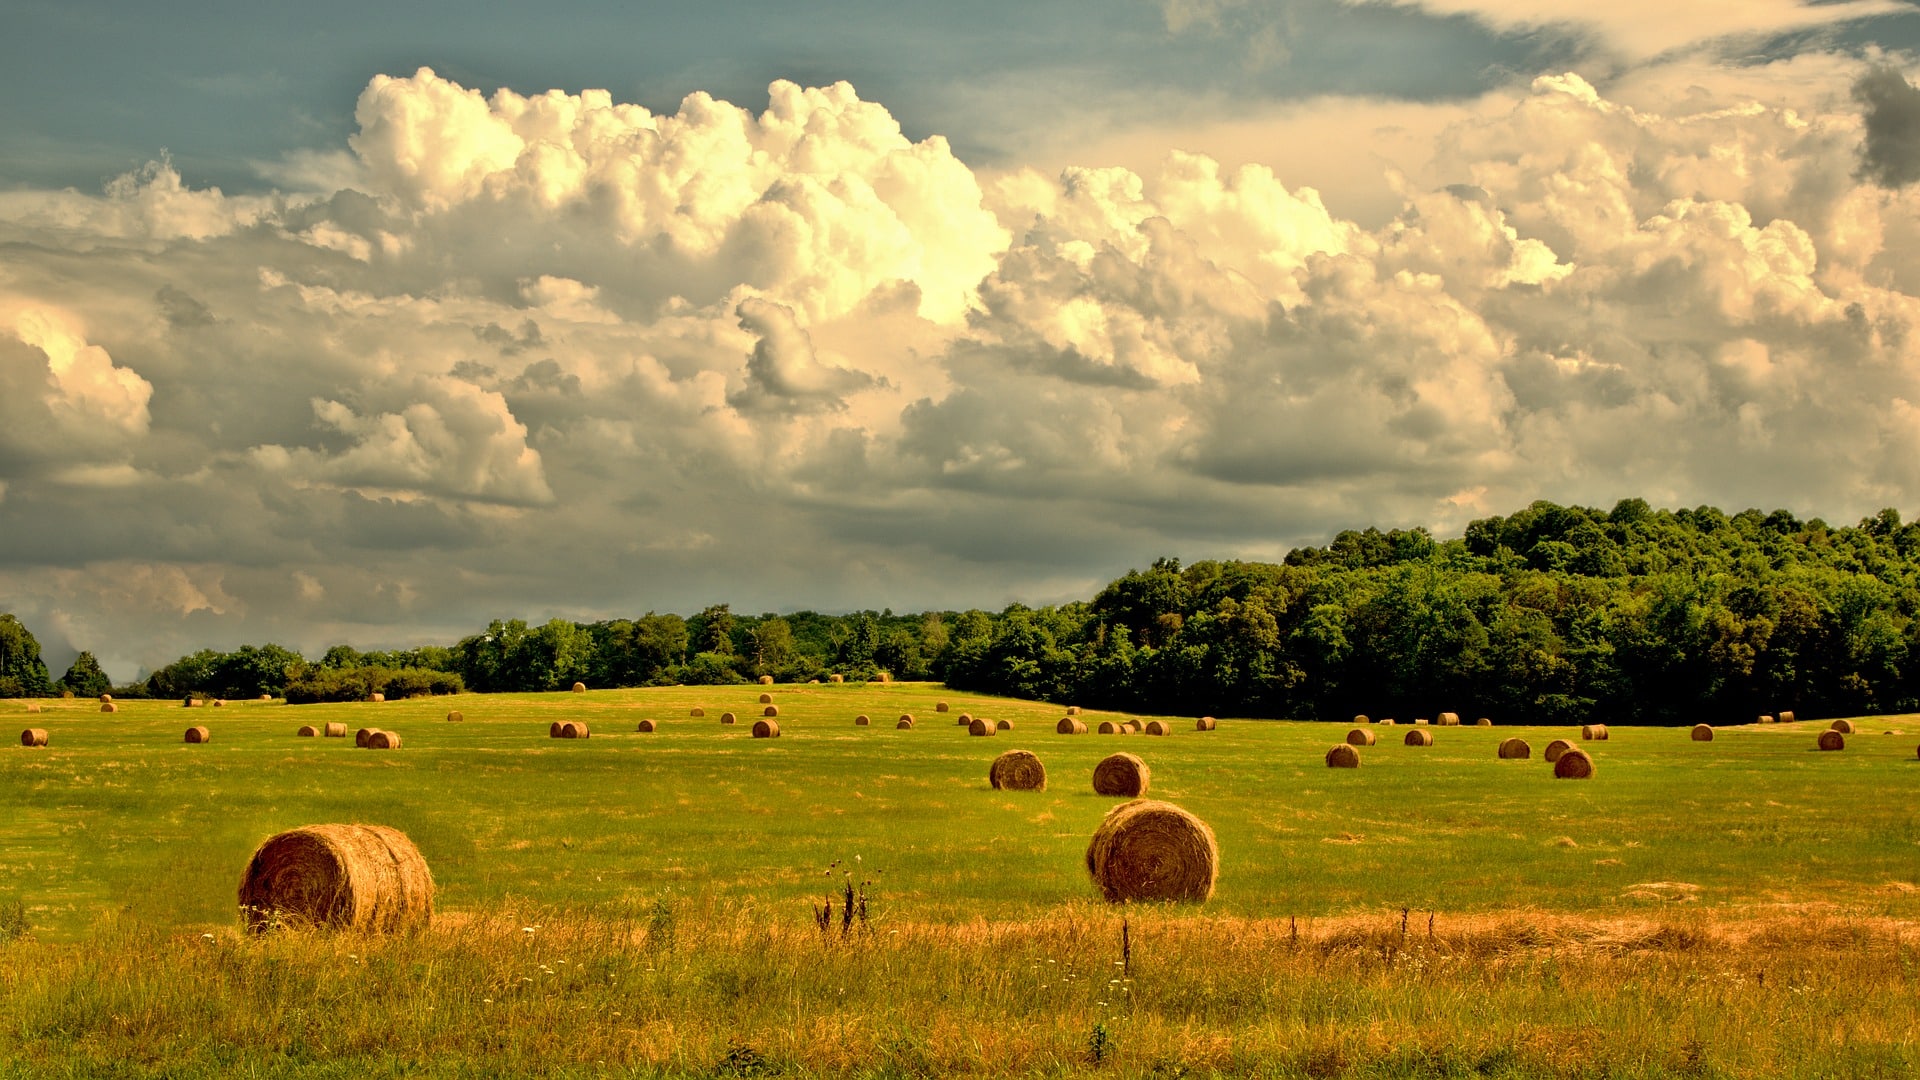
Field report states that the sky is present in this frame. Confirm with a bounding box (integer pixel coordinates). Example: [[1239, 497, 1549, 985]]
[[7, 1, 1920, 679]]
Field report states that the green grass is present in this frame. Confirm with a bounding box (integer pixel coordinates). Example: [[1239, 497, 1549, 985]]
[[4, 685, 1920, 1077]]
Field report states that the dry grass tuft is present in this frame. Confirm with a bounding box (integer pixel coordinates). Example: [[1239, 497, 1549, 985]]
[[1084, 799, 1217, 903], [238, 824, 433, 933]]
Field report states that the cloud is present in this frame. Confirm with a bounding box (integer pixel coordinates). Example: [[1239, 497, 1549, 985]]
[[728, 297, 875, 415], [1855, 64, 1920, 188]]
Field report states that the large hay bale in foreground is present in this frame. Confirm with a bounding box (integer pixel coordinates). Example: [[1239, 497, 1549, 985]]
[[990, 750, 1047, 791], [895, 716, 914, 729], [1092, 753, 1150, 797], [101, 702, 118, 713], [1818, 729, 1845, 751], [936, 702, 950, 713], [297, 725, 318, 738], [1325, 744, 1361, 768], [446, 711, 464, 723], [1085, 800, 1217, 903], [1691, 724, 1713, 742], [1581, 724, 1610, 741], [758, 693, 774, 704], [759, 675, 774, 686], [1143, 720, 1169, 736], [762, 705, 779, 717], [1778, 710, 1796, 723], [21, 728, 48, 747], [720, 712, 737, 725], [752, 719, 780, 739], [366, 730, 402, 750], [1345, 728, 1375, 747], [636, 719, 657, 733], [1438, 712, 1461, 726], [1404, 729, 1433, 747], [1058, 717, 1088, 734], [1553, 749, 1595, 779], [1196, 716, 1217, 731], [1497, 737, 1530, 759], [855, 714, 871, 726], [572, 682, 586, 693], [323, 722, 347, 739], [968, 718, 996, 737], [185, 726, 211, 744], [1829, 719, 1856, 735], [238, 824, 433, 934], [1544, 738, 1573, 762], [356, 727, 377, 747]]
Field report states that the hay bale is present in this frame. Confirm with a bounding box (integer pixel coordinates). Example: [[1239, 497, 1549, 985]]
[[322, 722, 346, 739], [720, 712, 737, 725], [1326, 744, 1361, 768], [956, 713, 973, 726], [563, 721, 589, 739], [1544, 738, 1573, 762], [968, 718, 996, 737], [1084, 799, 1217, 904], [876, 672, 892, 683], [759, 675, 774, 685], [895, 716, 913, 729], [572, 682, 586, 693], [752, 718, 780, 738], [1553, 749, 1595, 779], [367, 730, 402, 750], [99, 694, 112, 704], [690, 708, 706, 717], [996, 718, 1013, 731], [184, 698, 200, 708], [1353, 714, 1370, 725], [446, 711, 464, 723], [1476, 718, 1492, 726], [1122, 721, 1142, 733], [370, 693, 385, 703], [1379, 718, 1396, 726], [20, 728, 48, 747], [1144, 720, 1170, 736], [1438, 712, 1461, 726], [936, 702, 950, 713], [759, 693, 774, 704], [1097, 720, 1126, 735], [1497, 737, 1530, 759], [1829, 719, 1856, 735], [855, 714, 871, 726], [636, 719, 657, 733], [990, 749, 1047, 791], [1196, 716, 1217, 731], [60, 690, 73, 700], [298, 725, 318, 737], [1066, 706, 1081, 716], [1691, 724, 1713, 742], [1414, 718, 1428, 725], [356, 727, 377, 747], [25, 703, 39, 714], [1404, 729, 1433, 747], [237, 824, 433, 933], [1092, 752, 1150, 796], [1757, 714, 1775, 724], [100, 702, 118, 713], [1818, 729, 1845, 751], [1581, 724, 1610, 741], [763, 705, 779, 718], [1057, 717, 1088, 734], [257, 694, 272, 701], [1778, 710, 1796, 723], [1345, 728, 1376, 747], [185, 726, 211, 744], [829, 674, 844, 684], [213, 700, 226, 708], [896, 713, 914, 727]]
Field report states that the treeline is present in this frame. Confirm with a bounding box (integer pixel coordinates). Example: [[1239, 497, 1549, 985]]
[[9, 500, 1920, 723]]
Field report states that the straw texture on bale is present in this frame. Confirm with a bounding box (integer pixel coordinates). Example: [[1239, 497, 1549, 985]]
[[1553, 749, 1595, 779], [238, 824, 434, 934], [185, 725, 211, 744], [370, 693, 385, 703], [1497, 737, 1530, 759], [572, 682, 586, 693], [758, 693, 773, 704], [298, 725, 318, 738], [1691, 724, 1713, 741], [1144, 719, 1169, 736], [1438, 712, 1461, 726], [956, 713, 973, 726], [896, 716, 914, 729], [1092, 752, 1150, 797], [1084, 799, 1217, 904], [1196, 716, 1217, 731], [101, 702, 118, 713], [936, 702, 950, 713], [690, 708, 705, 717], [1544, 738, 1573, 762], [762, 705, 779, 717], [996, 719, 1013, 731], [1404, 729, 1433, 746], [1057, 717, 1088, 734], [1779, 710, 1796, 723], [1818, 729, 1845, 751], [855, 715, 871, 726], [1326, 743, 1361, 768], [759, 675, 774, 685], [968, 718, 997, 737], [356, 727, 377, 747], [1581, 724, 1610, 741], [989, 749, 1047, 791], [324, 722, 347, 738], [21, 728, 47, 747], [1830, 719, 1856, 734], [636, 719, 657, 733], [1345, 728, 1375, 747], [720, 712, 736, 725], [367, 730, 402, 749], [752, 719, 780, 738], [1098, 720, 1125, 735]]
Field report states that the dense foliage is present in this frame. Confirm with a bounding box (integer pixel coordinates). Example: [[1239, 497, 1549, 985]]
[[281, 665, 465, 705], [0, 614, 51, 698]]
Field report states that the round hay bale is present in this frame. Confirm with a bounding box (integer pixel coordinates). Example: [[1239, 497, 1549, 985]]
[[257, 694, 272, 701], [1326, 744, 1361, 768], [20, 728, 48, 747], [1404, 729, 1433, 747], [297, 725, 318, 738], [1829, 719, 1856, 735], [759, 675, 774, 686], [1353, 714, 1370, 725], [1196, 716, 1217, 731], [855, 714, 871, 726], [562, 721, 589, 739], [1345, 728, 1375, 747], [367, 730, 402, 750], [990, 749, 1047, 791], [752, 718, 780, 738], [762, 705, 779, 718], [213, 699, 226, 708], [1476, 718, 1493, 727], [183, 698, 199, 708], [1097, 720, 1124, 735], [1691, 724, 1713, 742], [829, 674, 844, 684], [99, 694, 112, 704], [185, 726, 211, 744], [1057, 717, 1088, 734], [1144, 719, 1169, 736], [690, 707, 706, 717], [548, 721, 563, 739], [1123, 721, 1144, 733], [1497, 737, 1530, 759], [1818, 729, 1845, 751], [1092, 752, 1150, 797], [324, 722, 348, 739], [572, 682, 586, 693], [1438, 712, 1461, 726], [876, 672, 892, 683], [1757, 714, 1775, 724], [1553, 749, 1595, 779], [968, 718, 996, 737], [996, 718, 1013, 731], [1066, 706, 1081, 716], [1581, 724, 1608, 741], [1414, 718, 1428, 726], [237, 824, 433, 933], [100, 702, 118, 713], [1544, 738, 1573, 762], [720, 712, 737, 725], [355, 727, 377, 747], [1778, 710, 1796, 723], [758, 693, 773, 704], [895, 716, 913, 729], [370, 693, 385, 703], [936, 702, 950, 713], [956, 713, 973, 726], [446, 711, 464, 723], [898, 713, 915, 726], [1379, 718, 1396, 726], [636, 719, 657, 733], [1084, 799, 1217, 904]]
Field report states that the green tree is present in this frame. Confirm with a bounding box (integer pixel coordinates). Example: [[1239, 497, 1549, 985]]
[[0, 614, 51, 698], [57, 651, 110, 697]]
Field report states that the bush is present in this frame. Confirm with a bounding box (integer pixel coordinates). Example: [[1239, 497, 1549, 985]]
[[283, 666, 464, 704]]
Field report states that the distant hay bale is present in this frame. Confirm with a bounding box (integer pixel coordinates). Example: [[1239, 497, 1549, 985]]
[[1691, 724, 1713, 742], [1084, 799, 1216, 904], [762, 705, 779, 717], [1092, 752, 1150, 796], [956, 713, 973, 726], [60, 690, 72, 700], [1438, 712, 1460, 726], [989, 750, 1047, 791], [297, 726, 318, 737], [572, 682, 586, 693], [1553, 749, 1595, 779], [1326, 744, 1361, 768], [1544, 738, 1573, 762], [829, 674, 844, 684], [759, 693, 774, 704], [1097, 720, 1124, 735], [1581, 724, 1610, 741], [996, 719, 1013, 731], [185, 726, 211, 744], [1497, 737, 1530, 759], [1476, 718, 1492, 727], [1144, 720, 1170, 736], [752, 718, 780, 738], [446, 711, 464, 723], [1404, 729, 1433, 747], [1778, 710, 1796, 723], [100, 702, 118, 713], [1758, 714, 1775, 724], [257, 694, 272, 702], [1829, 719, 1856, 735], [367, 730, 402, 750], [1122, 721, 1142, 733], [718, 712, 736, 726], [1066, 707, 1081, 716], [238, 824, 433, 934], [184, 698, 200, 708], [1379, 718, 1396, 726], [759, 675, 774, 685], [213, 700, 225, 708], [855, 715, 871, 726], [1818, 729, 1845, 751], [1353, 714, 1369, 724], [936, 702, 950, 713], [636, 719, 657, 733], [356, 728, 377, 747], [1345, 728, 1376, 747], [1057, 717, 1088, 734], [323, 723, 347, 739], [20, 728, 47, 747], [968, 718, 996, 737], [99, 694, 112, 704], [876, 672, 892, 683], [690, 708, 706, 718], [1414, 718, 1428, 725], [25, 703, 39, 714], [563, 721, 589, 739], [1196, 716, 1217, 731], [370, 693, 385, 703], [897, 715, 915, 729]]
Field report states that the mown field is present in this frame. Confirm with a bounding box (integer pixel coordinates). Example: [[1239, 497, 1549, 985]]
[[3, 684, 1919, 1078]]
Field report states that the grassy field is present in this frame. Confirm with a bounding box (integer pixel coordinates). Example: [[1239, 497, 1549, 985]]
[[3, 684, 1919, 1077]]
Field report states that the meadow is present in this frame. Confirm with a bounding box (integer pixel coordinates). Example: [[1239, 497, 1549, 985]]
[[3, 684, 1919, 1077]]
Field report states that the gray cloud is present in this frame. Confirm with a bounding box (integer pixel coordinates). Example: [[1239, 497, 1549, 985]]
[[1855, 63, 1920, 187]]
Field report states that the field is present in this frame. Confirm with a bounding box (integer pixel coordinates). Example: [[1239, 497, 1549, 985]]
[[3, 684, 1920, 1077]]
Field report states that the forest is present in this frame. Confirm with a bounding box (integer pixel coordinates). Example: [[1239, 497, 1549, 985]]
[[6, 499, 1920, 724]]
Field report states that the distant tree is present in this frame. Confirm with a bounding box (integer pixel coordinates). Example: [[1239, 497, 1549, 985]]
[[746, 618, 795, 675], [57, 651, 110, 697], [0, 614, 51, 698], [690, 604, 736, 656]]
